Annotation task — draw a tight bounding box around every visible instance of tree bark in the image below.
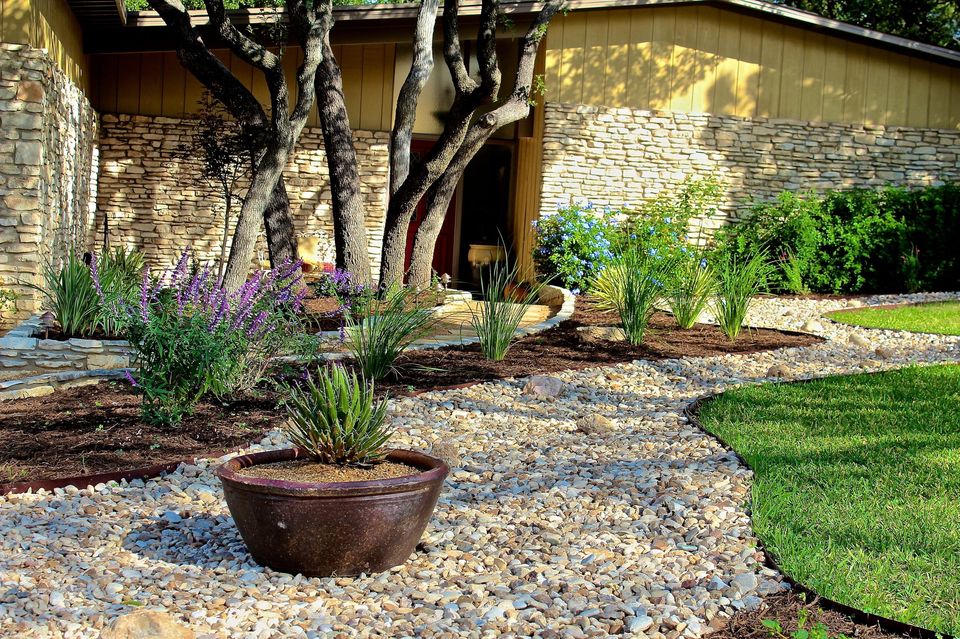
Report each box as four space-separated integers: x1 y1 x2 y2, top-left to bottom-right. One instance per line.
263 179 297 268
314 2 372 284
407 0 562 288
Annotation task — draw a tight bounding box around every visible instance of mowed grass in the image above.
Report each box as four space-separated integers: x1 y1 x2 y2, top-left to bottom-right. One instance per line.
697 365 960 636
826 301 960 335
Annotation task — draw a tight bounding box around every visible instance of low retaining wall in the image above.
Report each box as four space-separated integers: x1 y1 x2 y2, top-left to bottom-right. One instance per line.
0 316 130 382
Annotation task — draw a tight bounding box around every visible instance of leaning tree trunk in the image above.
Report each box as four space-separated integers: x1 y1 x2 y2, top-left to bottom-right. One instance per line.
315 29 372 285
262 178 298 268
407 179 457 288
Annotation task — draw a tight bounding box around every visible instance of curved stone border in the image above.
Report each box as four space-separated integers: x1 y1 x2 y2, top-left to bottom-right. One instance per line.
0 368 126 401
685 389 953 639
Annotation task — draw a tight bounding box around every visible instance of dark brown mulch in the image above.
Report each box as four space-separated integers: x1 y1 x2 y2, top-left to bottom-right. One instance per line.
375 302 820 393
0 382 284 482
714 592 906 639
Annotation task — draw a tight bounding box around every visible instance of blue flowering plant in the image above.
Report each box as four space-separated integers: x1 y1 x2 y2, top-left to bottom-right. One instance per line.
533 201 619 293
97 251 307 425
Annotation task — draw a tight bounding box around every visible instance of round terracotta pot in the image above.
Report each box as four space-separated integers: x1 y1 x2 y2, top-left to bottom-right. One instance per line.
216 448 448 577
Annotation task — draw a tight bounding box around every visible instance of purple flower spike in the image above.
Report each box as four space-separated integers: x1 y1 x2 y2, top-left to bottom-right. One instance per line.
124 369 139 388
90 253 105 301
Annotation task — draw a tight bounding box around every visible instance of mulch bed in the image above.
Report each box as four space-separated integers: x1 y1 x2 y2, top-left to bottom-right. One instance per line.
0 301 818 482
0 382 284 482
375 302 820 393
714 591 907 639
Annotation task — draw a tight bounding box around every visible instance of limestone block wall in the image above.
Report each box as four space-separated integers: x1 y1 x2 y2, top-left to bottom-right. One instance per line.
95 115 391 274
541 102 960 231
0 43 98 326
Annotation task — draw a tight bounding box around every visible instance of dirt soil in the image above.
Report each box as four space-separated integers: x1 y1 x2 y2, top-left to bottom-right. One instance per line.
238 459 419 482
714 591 907 639
0 382 284 483
375 301 820 393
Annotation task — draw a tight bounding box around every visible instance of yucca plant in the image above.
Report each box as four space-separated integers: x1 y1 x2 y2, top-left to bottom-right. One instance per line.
712 251 773 340
284 364 392 466
597 248 676 345
345 285 436 380
470 258 544 361
668 257 716 329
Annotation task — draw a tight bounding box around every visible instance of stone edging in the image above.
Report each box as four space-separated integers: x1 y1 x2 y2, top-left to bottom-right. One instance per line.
684 388 952 639
0 315 130 383
0 368 126 402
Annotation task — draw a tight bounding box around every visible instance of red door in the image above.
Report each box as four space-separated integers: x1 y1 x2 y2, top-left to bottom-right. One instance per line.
404 140 458 278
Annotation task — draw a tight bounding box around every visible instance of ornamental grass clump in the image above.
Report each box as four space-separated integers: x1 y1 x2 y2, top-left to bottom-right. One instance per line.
470 258 544 361
712 251 772 340
284 364 392 466
668 256 716 329
595 248 676 345
345 285 435 380
99 251 307 425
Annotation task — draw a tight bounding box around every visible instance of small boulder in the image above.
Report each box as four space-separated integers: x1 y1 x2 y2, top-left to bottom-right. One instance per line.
576 325 627 343
522 375 565 398
101 611 195 639
800 319 823 333
846 299 865 308
848 334 871 348
766 364 790 378
731 572 759 595
575 414 615 437
874 346 896 359
429 441 461 468
627 614 655 633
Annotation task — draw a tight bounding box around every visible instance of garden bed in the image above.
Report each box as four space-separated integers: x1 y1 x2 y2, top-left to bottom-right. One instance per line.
0 382 282 483
376 301 821 392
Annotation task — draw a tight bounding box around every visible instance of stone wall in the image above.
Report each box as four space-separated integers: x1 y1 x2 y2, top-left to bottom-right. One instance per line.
0 44 98 326
96 115 390 273
541 102 960 231
0 315 130 382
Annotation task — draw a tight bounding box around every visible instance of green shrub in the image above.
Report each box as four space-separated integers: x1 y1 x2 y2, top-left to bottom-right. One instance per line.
0 277 16 315
668 256 715 329
712 252 772 340
620 177 722 258
597 248 676 345
345 286 435 380
533 202 618 293
283 364 392 466
716 184 960 294
470 259 544 361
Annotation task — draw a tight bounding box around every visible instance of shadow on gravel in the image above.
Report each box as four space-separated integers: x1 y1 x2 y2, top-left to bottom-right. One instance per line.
121 512 252 569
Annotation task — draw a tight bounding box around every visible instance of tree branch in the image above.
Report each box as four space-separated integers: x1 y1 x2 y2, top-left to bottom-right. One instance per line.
202 0 281 74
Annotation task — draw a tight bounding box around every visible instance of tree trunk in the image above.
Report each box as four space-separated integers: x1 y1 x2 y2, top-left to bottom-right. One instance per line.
315 29 372 285
263 178 298 268
223 142 289 290
408 178 458 289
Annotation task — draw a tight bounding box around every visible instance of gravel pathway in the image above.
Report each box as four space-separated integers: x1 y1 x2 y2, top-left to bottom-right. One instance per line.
1 294 958 639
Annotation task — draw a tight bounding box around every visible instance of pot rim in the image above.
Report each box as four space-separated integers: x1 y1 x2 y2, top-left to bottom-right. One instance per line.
216 447 449 497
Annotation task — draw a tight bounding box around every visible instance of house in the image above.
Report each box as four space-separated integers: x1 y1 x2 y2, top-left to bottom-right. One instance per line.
1 0 959 319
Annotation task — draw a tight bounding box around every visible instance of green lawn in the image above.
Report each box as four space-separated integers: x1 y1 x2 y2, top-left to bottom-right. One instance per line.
697 365 960 636
826 301 960 335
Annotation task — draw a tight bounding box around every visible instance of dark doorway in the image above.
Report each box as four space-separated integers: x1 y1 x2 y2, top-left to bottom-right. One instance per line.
457 143 513 289
403 139 458 278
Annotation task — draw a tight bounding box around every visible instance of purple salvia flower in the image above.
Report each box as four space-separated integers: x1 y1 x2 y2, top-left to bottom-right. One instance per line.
246 310 269 338
139 268 150 323
90 253 105 301
124 369 138 388
171 249 190 287
208 292 230 332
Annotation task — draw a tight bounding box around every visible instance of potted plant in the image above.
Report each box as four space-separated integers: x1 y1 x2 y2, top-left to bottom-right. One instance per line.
216 364 448 577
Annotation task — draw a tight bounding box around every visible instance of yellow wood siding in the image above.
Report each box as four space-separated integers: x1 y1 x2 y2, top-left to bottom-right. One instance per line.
544 5 960 128
91 44 397 132
1 0 88 89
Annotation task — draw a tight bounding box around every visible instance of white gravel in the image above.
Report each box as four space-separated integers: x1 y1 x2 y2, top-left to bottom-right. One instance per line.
1 294 958 639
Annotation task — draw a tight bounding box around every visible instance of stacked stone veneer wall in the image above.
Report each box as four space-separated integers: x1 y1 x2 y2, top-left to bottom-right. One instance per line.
0 315 129 382
541 102 960 231
0 44 98 326
95 115 390 272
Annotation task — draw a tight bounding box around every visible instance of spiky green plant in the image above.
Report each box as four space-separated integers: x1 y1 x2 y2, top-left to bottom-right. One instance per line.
470 258 544 361
590 261 627 313
345 285 436 380
40 251 101 337
712 251 772 340
779 248 809 295
597 248 676 345
668 257 716 329
284 364 392 466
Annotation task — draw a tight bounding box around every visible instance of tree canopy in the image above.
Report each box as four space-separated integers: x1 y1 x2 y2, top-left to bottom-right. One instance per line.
778 0 960 50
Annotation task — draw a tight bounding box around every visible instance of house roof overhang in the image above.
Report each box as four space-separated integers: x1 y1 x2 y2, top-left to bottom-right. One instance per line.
67 0 126 28
81 0 960 67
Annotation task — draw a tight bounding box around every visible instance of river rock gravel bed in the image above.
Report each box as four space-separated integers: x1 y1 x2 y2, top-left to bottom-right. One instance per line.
1 294 958 639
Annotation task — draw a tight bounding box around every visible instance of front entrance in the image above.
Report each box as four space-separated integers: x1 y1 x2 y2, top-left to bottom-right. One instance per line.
403 139 458 279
